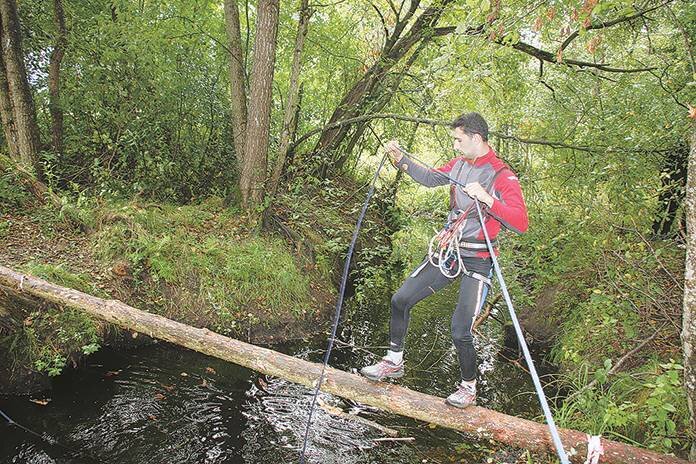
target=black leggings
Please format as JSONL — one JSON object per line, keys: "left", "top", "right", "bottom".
{"left": 389, "top": 255, "right": 492, "bottom": 382}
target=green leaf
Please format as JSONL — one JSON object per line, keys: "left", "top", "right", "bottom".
{"left": 661, "top": 403, "right": 676, "bottom": 413}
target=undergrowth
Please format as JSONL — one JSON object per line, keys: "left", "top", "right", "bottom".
{"left": 4, "top": 263, "right": 105, "bottom": 377}
{"left": 92, "top": 197, "right": 318, "bottom": 334}
{"left": 511, "top": 202, "right": 689, "bottom": 455}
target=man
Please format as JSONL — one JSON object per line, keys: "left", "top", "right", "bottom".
{"left": 360, "top": 112, "right": 528, "bottom": 408}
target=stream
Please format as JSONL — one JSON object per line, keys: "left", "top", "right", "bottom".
{"left": 1, "top": 283, "right": 555, "bottom": 463}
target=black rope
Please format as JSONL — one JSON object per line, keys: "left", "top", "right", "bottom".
{"left": 298, "top": 152, "right": 389, "bottom": 463}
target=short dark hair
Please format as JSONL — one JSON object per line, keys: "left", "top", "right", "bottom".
{"left": 450, "top": 112, "right": 489, "bottom": 141}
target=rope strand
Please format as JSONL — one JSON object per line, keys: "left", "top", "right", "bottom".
{"left": 298, "top": 153, "right": 389, "bottom": 463}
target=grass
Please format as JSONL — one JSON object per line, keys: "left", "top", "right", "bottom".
{"left": 555, "top": 359, "right": 689, "bottom": 453}
{"left": 92, "top": 197, "right": 319, "bottom": 334}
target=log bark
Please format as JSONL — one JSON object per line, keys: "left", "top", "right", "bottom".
{"left": 683, "top": 122, "right": 696, "bottom": 461}
{"left": 0, "top": 264, "right": 688, "bottom": 464}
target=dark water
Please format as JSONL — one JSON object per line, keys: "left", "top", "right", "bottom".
{"left": 1, "top": 284, "right": 554, "bottom": 463}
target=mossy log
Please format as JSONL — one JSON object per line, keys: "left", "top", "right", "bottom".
{"left": 0, "top": 264, "right": 688, "bottom": 464}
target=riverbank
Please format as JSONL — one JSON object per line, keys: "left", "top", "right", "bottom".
{"left": 0, "top": 176, "right": 392, "bottom": 395}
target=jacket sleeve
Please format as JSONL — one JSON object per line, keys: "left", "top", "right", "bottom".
{"left": 398, "top": 155, "right": 455, "bottom": 188}
{"left": 489, "top": 169, "right": 529, "bottom": 234}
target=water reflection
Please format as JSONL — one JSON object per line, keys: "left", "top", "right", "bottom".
{"left": 241, "top": 377, "right": 378, "bottom": 463}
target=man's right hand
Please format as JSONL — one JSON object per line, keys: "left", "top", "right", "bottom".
{"left": 385, "top": 140, "right": 403, "bottom": 165}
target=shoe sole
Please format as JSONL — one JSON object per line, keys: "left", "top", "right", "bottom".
{"left": 360, "top": 369, "right": 404, "bottom": 382}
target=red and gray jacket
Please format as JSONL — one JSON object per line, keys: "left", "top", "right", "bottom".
{"left": 398, "top": 147, "right": 529, "bottom": 258}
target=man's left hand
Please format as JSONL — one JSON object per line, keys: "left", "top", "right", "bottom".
{"left": 462, "top": 182, "right": 494, "bottom": 208}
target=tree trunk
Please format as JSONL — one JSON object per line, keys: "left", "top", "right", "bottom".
{"left": 267, "top": 0, "right": 311, "bottom": 199}
{"left": 48, "top": 0, "right": 67, "bottom": 158}
{"left": 0, "top": 264, "right": 689, "bottom": 464}
{"left": 239, "top": 0, "right": 279, "bottom": 209}
{"left": 332, "top": 40, "right": 428, "bottom": 173}
{"left": 0, "top": 49, "right": 18, "bottom": 159}
{"left": 223, "top": 0, "right": 248, "bottom": 163}
{"left": 683, "top": 123, "right": 696, "bottom": 462}
{"left": 0, "top": 0, "right": 42, "bottom": 177}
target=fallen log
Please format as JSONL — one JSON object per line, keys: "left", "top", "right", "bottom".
{"left": 0, "top": 264, "right": 688, "bottom": 464}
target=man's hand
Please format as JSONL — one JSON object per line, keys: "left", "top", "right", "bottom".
{"left": 462, "top": 182, "right": 495, "bottom": 208}
{"left": 385, "top": 140, "right": 403, "bottom": 165}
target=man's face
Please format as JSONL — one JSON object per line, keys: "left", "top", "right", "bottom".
{"left": 451, "top": 127, "right": 478, "bottom": 158}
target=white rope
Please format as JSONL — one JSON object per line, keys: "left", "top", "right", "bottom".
{"left": 428, "top": 213, "right": 469, "bottom": 279}
{"left": 584, "top": 435, "right": 604, "bottom": 464}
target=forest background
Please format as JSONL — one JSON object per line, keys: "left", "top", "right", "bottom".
{"left": 0, "top": 0, "right": 694, "bottom": 460}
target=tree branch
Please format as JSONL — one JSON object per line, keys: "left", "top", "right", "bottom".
{"left": 292, "top": 113, "right": 670, "bottom": 154}
{"left": 370, "top": 2, "right": 389, "bottom": 42}
{"left": 560, "top": 0, "right": 675, "bottom": 52}
{"left": 509, "top": 41, "right": 657, "bottom": 73}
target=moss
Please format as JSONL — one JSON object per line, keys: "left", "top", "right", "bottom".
{"left": 0, "top": 218, "right": 9, "bottom": 240}
{"left": 0, "top": 162, "right": 31, "bottom": 210}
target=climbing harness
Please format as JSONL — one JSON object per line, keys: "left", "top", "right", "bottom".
{"left": 428, "top": 207, "right": 472, "bottom": 279}
{"left": 298, "top": 153, "right": 389, "bottom": 464}
{"left": 426, "top": 207, "right": 493, "bottom": 285}
{"left": 395, "top": 146, "right": 571, "bottom": 464}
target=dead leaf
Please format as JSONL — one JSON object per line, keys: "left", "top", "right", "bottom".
{"left": 104, "top": 370, "right": 121, "bottom": 377}
{"left": 29, "top": 398, "right": 51, "bottom": 406}
{"left": 111, "top": 261, "right": 130, "bottom": 277}
{"left": 587, "top": 36, "right": 601, "bottom": 54}
{"left": 205, "top": 367, "right": 216, "bottom": 375}
{"left": 162, "top": 384, "right": 175, "bottom": 392}
{"left": 533, "top": 15, "right": 543, "bottom": 32}
{"left": 180, "top": 372, "right": 188, "bottom": 377}
{"left": 154, "top": 393, "right": 165, "bottom": 401}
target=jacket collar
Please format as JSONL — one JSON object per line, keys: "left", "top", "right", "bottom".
{"left": 463, "top": 147, "right": 496, "bottom": 166}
